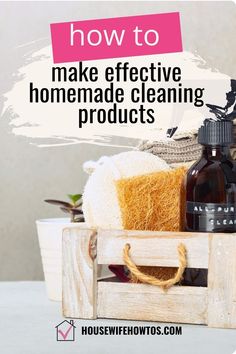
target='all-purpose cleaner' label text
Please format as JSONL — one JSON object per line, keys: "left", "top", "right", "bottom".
{"left": 186, "top": 201, "right": 236, "bottom": 231}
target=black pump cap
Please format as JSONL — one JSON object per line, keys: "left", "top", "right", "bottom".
{"left": 198, "top": 119, "right": 234, "bottom": 146}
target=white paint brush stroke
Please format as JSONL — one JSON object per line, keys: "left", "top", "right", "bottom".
{"left": 2, "top": 46, "right": 231, "bottom": 147}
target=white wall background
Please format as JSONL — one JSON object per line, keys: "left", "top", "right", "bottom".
{"left": 0, "top": 1, "right": 235, "bottom": 280}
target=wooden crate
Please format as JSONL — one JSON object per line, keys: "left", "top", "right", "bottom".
{"left": 62, "top": 228, "right": 236, "bottom": 328}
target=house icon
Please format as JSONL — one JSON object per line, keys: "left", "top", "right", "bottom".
{"left": 55, "top": 320, "right": 76, "bottom": 341}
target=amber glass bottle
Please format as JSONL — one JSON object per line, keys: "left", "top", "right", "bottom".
{"left": 181, "top": 120, "right": 236, "bottom": 233}
{"left": 181, "top": 119, "right": 236, "bottom": 286}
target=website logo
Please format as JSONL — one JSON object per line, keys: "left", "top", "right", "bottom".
{"left": 55, "top": 320, "right": 76, "bottom": 341}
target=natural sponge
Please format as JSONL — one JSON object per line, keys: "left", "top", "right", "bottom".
{"left": 82, "top": 151, "right": 170, "bottom": 229}
{"left": 116, "top": 167, "right": 186, "bottom": 232}
{"left": 116, "top": 167, "right": 186, "bottom": 283}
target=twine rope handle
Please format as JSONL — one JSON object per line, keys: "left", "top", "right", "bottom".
{"left": 123, "top": 243, "right": 187, "bottom": 290}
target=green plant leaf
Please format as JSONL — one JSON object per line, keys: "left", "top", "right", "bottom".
{"left": 67, "top": 194, "right": 82, "bottom": 204}
{"left": 71, "top": 208, "right": 83, "bottom": 215}
{"left": 45, "top": 199, "right": 72, "bottom": 208}
{"left": 74, "top": 200, "right": 83, "bottom": 208}
{"left": 60, "top": 207, "right": 71, "bottom": 214}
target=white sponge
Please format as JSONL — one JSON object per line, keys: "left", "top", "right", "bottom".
{"left": 82, "top": 151, "right": 170, "bottom": 229}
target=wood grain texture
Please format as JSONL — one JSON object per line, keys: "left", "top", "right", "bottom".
{"left": 208, "top": 233, "right": 236, "bottom": 328}
{"left": 62, "top": 227, "right": 97, "bottom": 319}
{"left": 97, "top": 282, "right": 207, "bottom": 324}
{"left": 62, "top": 228, "right": 236, "bottom": 328}
{"left": 97, "top": 229, "right": 209, "bottom": 268}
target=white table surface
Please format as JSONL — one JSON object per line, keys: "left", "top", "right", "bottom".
{"left": 0, "top": 281, "right": 235, "bottom": 354}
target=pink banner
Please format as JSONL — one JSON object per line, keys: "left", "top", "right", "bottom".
{"left": 50, "top": 13, "right": 182, "bottom": 63}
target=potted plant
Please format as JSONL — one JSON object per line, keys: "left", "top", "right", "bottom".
{"left": 36, "top": 194, "right": 85, "bottom": 301}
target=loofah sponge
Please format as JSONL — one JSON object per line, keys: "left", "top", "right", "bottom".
{"left": 82, "top": 151, "right": 170, "bottom": 229}
{"left": 116, "top": 167, "right": 186, "bottom": 282}
{"left": 83, "top": 152, "right": 186, "bottom": 284}
{"left": 116, "top": 167, "right": 186, "bottom": 232}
